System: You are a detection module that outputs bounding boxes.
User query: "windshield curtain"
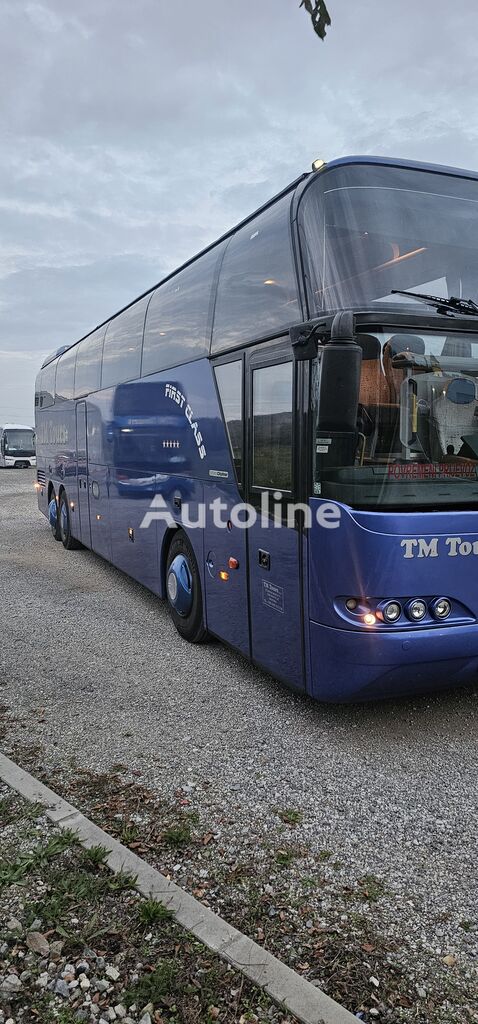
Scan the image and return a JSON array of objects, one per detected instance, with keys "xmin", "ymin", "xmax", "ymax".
[
  {"xmin": 5, "ymin": 430, "xmax": 35, "ymax": 453},
  {"xmin": 314, "ymin": 329, "xmax": 478, "ymax": 509},
  {"xmin": 301, "ymin": 164, "xmax": 478, "ymax": 314}
]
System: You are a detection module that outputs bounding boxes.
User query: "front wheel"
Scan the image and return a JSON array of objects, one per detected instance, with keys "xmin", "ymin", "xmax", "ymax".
[
  {"xmin": 59, "ymin": 492, "xmax": 81, "ymax": 550},
  {"xmin": 166, "ymin": 531, "xmax": 208, "ymax": 643}
]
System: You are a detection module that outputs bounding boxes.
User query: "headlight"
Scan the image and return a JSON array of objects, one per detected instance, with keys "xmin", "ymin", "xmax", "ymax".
[
  {"xmin": 431, "ymin": 597, "xmax": 451, "ymax": 620},
  {"xmin": 382, "ymin": 600, "xmax": 402, "ymax": 623},
  {"xmin": 405, "ymin": 599, "xmax": 427, "ymax": 622}
]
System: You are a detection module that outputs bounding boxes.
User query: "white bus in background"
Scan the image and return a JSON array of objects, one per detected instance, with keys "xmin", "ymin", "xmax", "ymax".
[{"xmin": 0, "ymin": 424, "xmax": 36, "ymax": 468}]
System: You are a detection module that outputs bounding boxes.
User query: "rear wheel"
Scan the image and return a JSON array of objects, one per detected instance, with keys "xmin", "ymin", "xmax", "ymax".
[
  {"xmin": 59, "ymin": 491, "xmax": 81, "ymax": 550},
  {"xmin": 49, "ymin": 492, "xmax": 61, "ymax": 542},
  {"xmin": 166, "ymin": 531, "xmax": 208, "ymax": 643}
]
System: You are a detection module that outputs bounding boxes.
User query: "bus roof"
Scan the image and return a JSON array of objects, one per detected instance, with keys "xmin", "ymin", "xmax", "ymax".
[
  {"xmin": 1, "ymin": 423, "xmax": 34, "ymax": 431},
  {"xmin": 325, "ymin": 154, "xmax": 478, "ymax": 182},
  {"xmin": 41, "ymin": 153, "xmax": 478, "ymax": 369}
]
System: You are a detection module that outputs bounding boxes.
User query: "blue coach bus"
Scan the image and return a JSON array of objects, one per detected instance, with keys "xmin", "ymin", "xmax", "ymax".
[{"xmin": 35, "ymin": 156, "xmax": 478, "ymax": 701}]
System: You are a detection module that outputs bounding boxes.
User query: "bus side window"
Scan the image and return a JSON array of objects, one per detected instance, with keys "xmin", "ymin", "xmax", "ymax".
[
  {"xmin": 75, "ymin": 327, "xmax": 106, "ymax": 398},
  {"xmin": 214, "ymin": 360, "xmax": 243, "ymax": 484},
  {"xmin": 101, "ymin": 296, "xmax": 149, "ymax": 390},
  {"xmin": 252, "ymin": 362, "xmax": 293, "ymax": 493},
  {"xmin": 141, "ymin": 247, "xmax": 220, "ymax": 377},
  {"xmin": 55, "ymin": 348, "xmax": 77, "ymax": 402},
  {"xmin": 34, "ymin": 372, "xmax": 42, "ymax": 408},
  {"xmin": 212, "ymin": 196, "xmax": 300, "ymax": 355},
  {"xmin": 41, "ymin": 362, "xmax": 57, "ymax": 409}
]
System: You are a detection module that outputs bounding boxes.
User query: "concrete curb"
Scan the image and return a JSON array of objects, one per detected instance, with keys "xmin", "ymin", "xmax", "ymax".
[{"xmin": 0, "ymin": 752, "xmax": 357, "ymax": 1024}]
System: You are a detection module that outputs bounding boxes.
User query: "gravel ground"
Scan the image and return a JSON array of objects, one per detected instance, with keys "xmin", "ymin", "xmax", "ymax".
[{"xmin": 1, "ymin": 469, "xmax": 477, "ymax": 1021}]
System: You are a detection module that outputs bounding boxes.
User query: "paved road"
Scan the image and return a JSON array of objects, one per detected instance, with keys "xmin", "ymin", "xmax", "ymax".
[{"xmin": 1, "ymin": 469, "xmax": 477, "ymax": 1010}]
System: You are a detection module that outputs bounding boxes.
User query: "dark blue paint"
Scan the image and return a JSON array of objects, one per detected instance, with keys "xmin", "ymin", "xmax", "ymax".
[
  {"xmin": 247, "ymin": 512, "xmax": 303, "ymax": 690},
  {"xmin": 307, "ymin": 499, "xmax": 478, "ymax": 700}
]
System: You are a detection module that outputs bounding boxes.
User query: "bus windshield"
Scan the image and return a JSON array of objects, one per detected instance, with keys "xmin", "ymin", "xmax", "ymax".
[
  {"xmin": 314, "ymin": 329, "xmax": 478, "ymax": 509},
  {"xmin": 302, "ymin": 163, "xmax": 478, "ymax": 313},
  {"xmin": 5, "ymin": 429, "xmax": 35, "ymax": 454}
]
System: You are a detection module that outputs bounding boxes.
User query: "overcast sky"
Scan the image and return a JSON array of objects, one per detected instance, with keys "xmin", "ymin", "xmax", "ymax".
[{"xmin": 1, "ymin": 0, "xmax": 478, "ymax": 424}]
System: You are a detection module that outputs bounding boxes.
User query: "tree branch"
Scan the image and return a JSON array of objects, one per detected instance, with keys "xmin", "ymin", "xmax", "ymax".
[{"xmin": 300, "ymin": 0, "xmax": 332, "ymax": 40}]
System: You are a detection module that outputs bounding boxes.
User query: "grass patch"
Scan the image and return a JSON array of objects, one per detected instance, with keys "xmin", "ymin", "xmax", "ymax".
[
  {"xmin": 138, "ymin": 897, "xmax": 174, "ymax": 925},
  {"xmin": 357, "ymin": 874, "xmax": 386, "ymax": 902},
  {"xmin": 277, "ymin": 808, "xmax": 303, "ymax": 826},
  {"xmin": 123, "ymin": 959, "xmax": 178, "ymax": 1007},
  {"xmin": 0, "ymin": 829, "xmax": 79, "ymax": 889},
  {"xmin": 162, "ymin": 823, "xmax": 192, "ymax": 846},
  {"xmin": 118, "ymin": 822, "xmax": 140, "ymax": 844},
  {"xmin": 82, "ymin": 844, "xmax": 110, "ymax": 867},
  {"xmin": 275, "ymin": 847, "xmax": 299, "ymax": 867}
]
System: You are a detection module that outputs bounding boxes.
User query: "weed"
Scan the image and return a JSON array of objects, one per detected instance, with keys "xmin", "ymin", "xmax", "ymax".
[
  {"xmin": 162, "ymin": 823, "xmax": 192, "ymax": 846},
  {"xmin": 357, "ymin": 874, "xmax": 385, "ymax": 902},
  {"xmin": 124, "ymin": 960, "xmax": 178, "ymax": 1007},
  {"xmin": 277, "ymin": 807, "xmax": 303, "ymax": 826},
  {"xmin": 317, "ymin": 849, "xmax": 333, "ymax": 862},
  {"xmin": 119, "ymin": 823, "xmax": 139, "ymax": 845},
  {"xmin": 82, "ymin": 844, "xmax": 109, "ymax": 867},
  {"xmin": 53, "ymin": 1007, "xmax": 79, "ymax": 1024},
  {"xmin": 109, "ymin": 869, "xmax": 137, "ymax": 891},
  {"xmin": 138, "ymin": 897, "xmax": 173, "ymax": 925},
  {"xmin": 275, "ymin": 848, "xmax": 298, "ymax": 867},
  {"xmin": 0, "ymin": 830, "xmax": 78, "ymax": 889},
  {"xmin": 21, "ymin": 800, "xmax": 45, "ymax": 821}
]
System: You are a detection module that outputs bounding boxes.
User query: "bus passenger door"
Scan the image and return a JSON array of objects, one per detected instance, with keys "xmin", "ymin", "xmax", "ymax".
[
  {"xmin": 204, "ymin": 358, "xmax": 250, "ymax": 656},
  {"xmin": 245, "ymin": 345, "xmax": 305, "ymax": 691},
  {"xmin": 76, "ymin": 402, "xmax": 91, "ymax": 548}
]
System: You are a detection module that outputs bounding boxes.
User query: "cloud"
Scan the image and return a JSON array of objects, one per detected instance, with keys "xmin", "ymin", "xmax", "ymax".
[
  {"xmin": 2, "ymin": 0, "xmax": 478, "ymax": 430},
  {"xmin": 0, "ymin": 349, "xmax": 41, "ymax": 425}
]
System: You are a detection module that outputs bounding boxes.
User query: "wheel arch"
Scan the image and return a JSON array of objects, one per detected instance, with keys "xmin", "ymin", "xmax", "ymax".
[{"xmin": 159, "ymin": 525, "xmax": 180, "ymax": 598}]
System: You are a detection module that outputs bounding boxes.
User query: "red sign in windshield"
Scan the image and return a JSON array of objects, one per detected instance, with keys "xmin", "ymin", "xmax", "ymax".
[{"xmin": 388, "ymin": 463, "xmax": 477, "ymax": 480}]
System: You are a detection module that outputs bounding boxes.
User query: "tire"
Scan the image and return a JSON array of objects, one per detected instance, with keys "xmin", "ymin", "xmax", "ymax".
[
  {"xmin": 59, "ymin": 491, "xmax": 81, "ymax": 550},
  {"xmin": 49, "ymin": 493, "xmax": 62, "ymax": 542},
  {"xmin": 165, "ymin": 531, "xmax": 208, "ymax": 643}
]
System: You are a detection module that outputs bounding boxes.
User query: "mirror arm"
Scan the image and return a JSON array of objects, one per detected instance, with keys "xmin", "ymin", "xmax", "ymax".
[{"xmin": 290, "ymin": 318, "xmax": 328, "ymax": 360}]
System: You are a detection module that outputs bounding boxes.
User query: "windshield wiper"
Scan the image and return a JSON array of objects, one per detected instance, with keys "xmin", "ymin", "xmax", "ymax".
[{"xmin": 391, "ymin": 289, "xmax": 478, "ymax": 318}]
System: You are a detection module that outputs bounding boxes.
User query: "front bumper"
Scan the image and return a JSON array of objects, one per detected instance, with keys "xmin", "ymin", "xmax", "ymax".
[
  {"xmin": 309, "ymin": 619, "xmax": 478, "ymax": 702},
  {"xmin": 4, "ymin": 457, "xmax": 36, "ymax": 467}
]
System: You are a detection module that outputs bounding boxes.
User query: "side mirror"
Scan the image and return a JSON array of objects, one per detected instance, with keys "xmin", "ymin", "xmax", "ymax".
[
  {"xmin": 317, "ymin": 312, "xmax": 362, "ymax": 433},
  {"xmin": 316, "ymin": 312, "xmax": 363, "ymax": 470}
]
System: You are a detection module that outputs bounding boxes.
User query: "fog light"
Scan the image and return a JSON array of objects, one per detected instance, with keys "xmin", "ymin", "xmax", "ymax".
[
  {"xmin": 382, "ymin": 601, "xmax": 402, "ymax": 623},
  {"xmin": 406, "ymin": 599, "xmax": 427, "ymax": 622},
  {"xmin": 431, "ymin": 597, "xmax": 451, "ymax": 620}
]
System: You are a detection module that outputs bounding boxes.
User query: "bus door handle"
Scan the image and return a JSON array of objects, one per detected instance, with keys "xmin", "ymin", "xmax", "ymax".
[{"xmin": 258, "ymin": 549, "xmax": 270, "ymax": 570}]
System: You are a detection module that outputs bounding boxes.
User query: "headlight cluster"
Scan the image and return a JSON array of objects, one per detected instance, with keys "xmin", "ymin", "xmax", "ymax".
[{"xmin": 345, "ymin": 596, "xmax": 452, "ymax": 626}]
